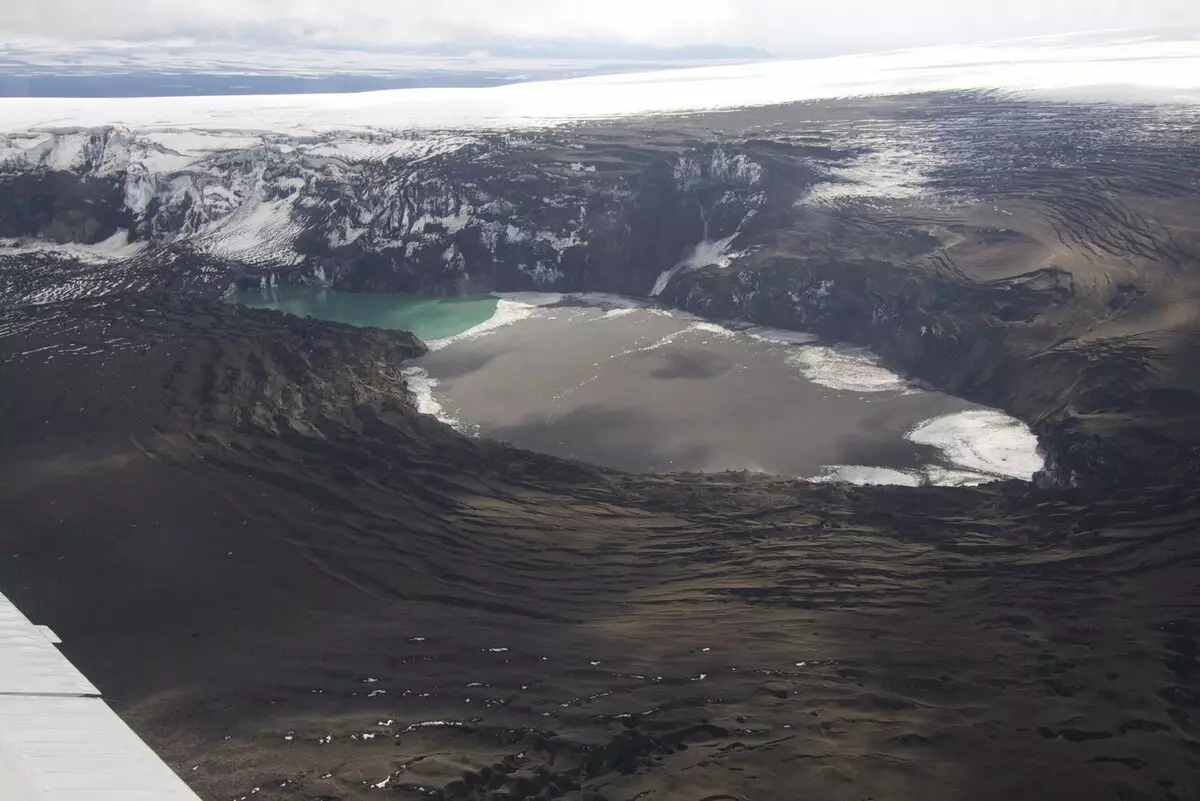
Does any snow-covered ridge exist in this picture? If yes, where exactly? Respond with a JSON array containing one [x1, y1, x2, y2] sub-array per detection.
[[0, 115, 779, 300], [1, 31, 1197, 134], [0, 127, 487, 269]]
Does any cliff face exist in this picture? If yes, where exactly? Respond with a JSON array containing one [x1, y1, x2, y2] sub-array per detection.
[[2, 95, 1199, 486], [0, 125, 808, 298], [282, 138, 784, 299], [664, 256, 1190, 488]]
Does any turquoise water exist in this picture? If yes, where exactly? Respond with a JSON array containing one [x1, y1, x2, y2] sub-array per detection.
[[231, 287, 499, 341]]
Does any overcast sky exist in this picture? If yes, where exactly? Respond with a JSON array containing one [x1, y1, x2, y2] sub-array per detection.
[[3, 1, 1197, 56]]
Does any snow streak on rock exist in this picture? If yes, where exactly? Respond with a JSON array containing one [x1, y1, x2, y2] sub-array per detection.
[[0, 128, 479, 275], [650, 235, 742, 297]]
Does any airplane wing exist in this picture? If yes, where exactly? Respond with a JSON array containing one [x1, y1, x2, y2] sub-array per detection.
[[0, 590, 202, 800]]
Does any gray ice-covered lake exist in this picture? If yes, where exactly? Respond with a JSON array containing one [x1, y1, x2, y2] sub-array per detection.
[[232, 288, 1043, 485]]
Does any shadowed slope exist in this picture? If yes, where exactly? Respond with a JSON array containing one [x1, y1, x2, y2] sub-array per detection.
[[1, 296, 1197, 801]]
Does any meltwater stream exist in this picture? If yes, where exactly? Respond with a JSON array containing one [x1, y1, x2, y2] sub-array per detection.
[[230, 288, 1043, 486]]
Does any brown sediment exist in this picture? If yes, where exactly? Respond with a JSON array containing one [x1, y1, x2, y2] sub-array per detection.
[[414, 305, 984, 477]]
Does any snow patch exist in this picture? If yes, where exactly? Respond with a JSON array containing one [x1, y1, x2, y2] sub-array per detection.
[[803, 144, 938, 206], [425, 293, 562, 351], [742, 326, 819, 346], [650, 235, 741, 297], [922, 466, 1001, 487], [400, 720, 463, 733], [813, 466, 924, 487], [787, 344, 912, 394], [813, 464, 1001, 487], [907, 410, 1043, 479], [197, 197, 303, 265], [401, 365, 461, 429], [415, 208, 473, 235], [815, 411, 1041, 485], [534, 229, 584, 252], [0, 231, 146, 264], [301, 136, 473, 162], [688, 321, 735, 337], [142, 131, 264, 155], [494, 291, 566, 307]]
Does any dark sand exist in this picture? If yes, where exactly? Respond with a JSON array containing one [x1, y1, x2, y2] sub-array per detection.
[[416, 306, 990, 478], [1, 297, 1197, 801]]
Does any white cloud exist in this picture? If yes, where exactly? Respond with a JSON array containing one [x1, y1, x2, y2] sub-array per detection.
[[2, 0, 1197, 56]]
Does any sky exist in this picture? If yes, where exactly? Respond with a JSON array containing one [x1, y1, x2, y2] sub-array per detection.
[[2, 1, 1197, 57]]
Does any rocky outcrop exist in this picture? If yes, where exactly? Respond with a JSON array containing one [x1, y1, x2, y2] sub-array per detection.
[[0, 170, 130, 243]]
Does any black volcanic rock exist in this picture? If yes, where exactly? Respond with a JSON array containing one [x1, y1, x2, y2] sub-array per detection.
[[0, 170, 131, 242]]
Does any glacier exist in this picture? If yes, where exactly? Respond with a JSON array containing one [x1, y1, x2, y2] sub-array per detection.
[[1, 31, 1197, 134]]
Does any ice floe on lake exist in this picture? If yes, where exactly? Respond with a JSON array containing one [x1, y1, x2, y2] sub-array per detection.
[[908, 409, 1043, 480], [786, 343, 915, 394], [817, 410, 1044, 486]]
